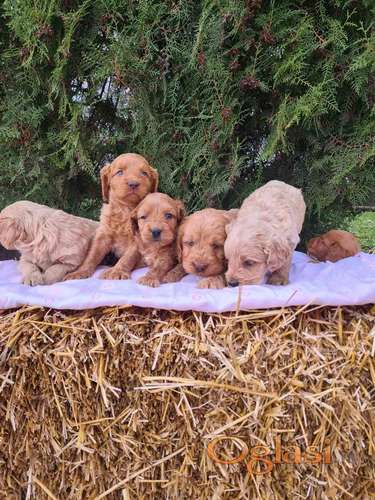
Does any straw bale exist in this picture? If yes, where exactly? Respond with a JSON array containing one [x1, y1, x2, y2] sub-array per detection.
[[0, 305, 374, 499]]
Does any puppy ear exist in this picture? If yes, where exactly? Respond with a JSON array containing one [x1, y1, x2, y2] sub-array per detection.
[[308, 236, 328, 260], [0, 216, 23, 248], [265, 238, 292, 272], [147, 164, 159, 192], [0, 217, 12, 245], [130, 209, 139, 236], [223, 208, 239, 232], [175, 200, 185, 222], [225, 208, 239, 222], [327, 241, 349, 262], [100, 163, 112, 203], [176, 221, 185, 262], [0, 216, 10, 232]]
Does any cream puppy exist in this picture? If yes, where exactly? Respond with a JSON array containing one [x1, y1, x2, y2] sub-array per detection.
[[225, 181, 306, 286], [0, 201, 98, 285]]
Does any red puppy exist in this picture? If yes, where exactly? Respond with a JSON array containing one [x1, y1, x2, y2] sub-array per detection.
[[307, 230, 361, 262]]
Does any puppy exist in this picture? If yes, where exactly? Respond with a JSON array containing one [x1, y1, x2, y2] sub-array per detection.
[[225, 180, 306, 286], [0, 201, 98, 285], [64, 153, 158, 281], [126, 193, 185, 287], [164, 208, 238, 288], [307, 230, 361, 262]]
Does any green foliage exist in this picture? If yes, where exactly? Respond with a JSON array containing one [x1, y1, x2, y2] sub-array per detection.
[[0, 0, 374, 237], [343, 211, 375, 251]]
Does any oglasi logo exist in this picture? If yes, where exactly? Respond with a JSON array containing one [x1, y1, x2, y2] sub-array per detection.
[[207, 436, 331, 475]]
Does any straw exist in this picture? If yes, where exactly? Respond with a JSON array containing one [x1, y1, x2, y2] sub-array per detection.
[[0, 304, 374, 498]]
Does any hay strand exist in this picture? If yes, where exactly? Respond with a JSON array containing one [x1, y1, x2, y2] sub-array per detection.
[[94, 446, 185, 499]]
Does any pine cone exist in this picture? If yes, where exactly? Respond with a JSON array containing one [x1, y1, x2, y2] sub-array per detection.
[[20, 47, 30, 62], [246, 0, 262, 9], [228, 48, 240, 57], [260, 27, 275, 44], [240, 75, 260, 90], [242, 0, 262, 25], [17, 125, 31, 145], [220, 107, 232, 122], [197, 51, 205, 67], [100, 14, 112, 25], [36, 24, 53, 39], [172, 131, 183, 141]]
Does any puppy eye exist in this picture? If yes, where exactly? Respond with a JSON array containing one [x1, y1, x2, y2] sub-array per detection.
[[184, 241, 194, 247], [141, 170, 149, 177], [115, 170, 124, 176], [139, 215, 147, 220], [243, 259, 254, 267], [212, 243, 222, 250], [164, 213, 173, 220]]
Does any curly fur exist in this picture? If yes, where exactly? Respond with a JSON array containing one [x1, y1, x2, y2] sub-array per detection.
[[164, 208, 238, 288], [307, 230, 361, 262], [64, 153, 158, 282], [225, 180, 306, 286], [126, 193, 185, 287], [0, 201, 98, 285]]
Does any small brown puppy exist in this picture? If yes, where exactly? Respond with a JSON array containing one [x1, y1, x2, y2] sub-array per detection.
[[307, 230, 361, 262], [64, 153, 158, 281], [127, 193, 185, 287], [164, 208, 238, 288]]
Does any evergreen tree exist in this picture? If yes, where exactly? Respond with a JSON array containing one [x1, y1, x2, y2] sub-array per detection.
[[0, 0, 374, 244]]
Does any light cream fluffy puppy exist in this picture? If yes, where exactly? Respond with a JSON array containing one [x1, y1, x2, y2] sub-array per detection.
[[225, 180, 306, 286], [0, 201, 98, 285]]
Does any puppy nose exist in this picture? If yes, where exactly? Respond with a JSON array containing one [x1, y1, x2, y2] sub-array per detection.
[[228, 279, 239, 287], [194, 262, 207, 273], [151, 228, 162, 239], [128, 181, 140, 189]]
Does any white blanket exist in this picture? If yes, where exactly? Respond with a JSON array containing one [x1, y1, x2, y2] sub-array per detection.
[[0, 252, 374, 312]]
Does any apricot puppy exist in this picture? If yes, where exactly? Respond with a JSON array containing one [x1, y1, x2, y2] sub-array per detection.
[[225, 180, 306, 286], [307, 230, 361, 262], [164, 208, 238, 288], [127, 193, 185, 287], [0, 201, 98, 285], [64, 153, 158, 282]]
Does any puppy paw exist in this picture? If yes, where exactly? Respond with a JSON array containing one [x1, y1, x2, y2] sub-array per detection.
[[197, 276, 225, 289], [137, 275, 161, 287], [44, 268, 72, 285], [267, 274, 289, 286], [23, 269, 44, 286], [162, 270, 181, 283], [43, 273, 58, 286], [100, 268, 131, 280], [64, 269, 92, 281]]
